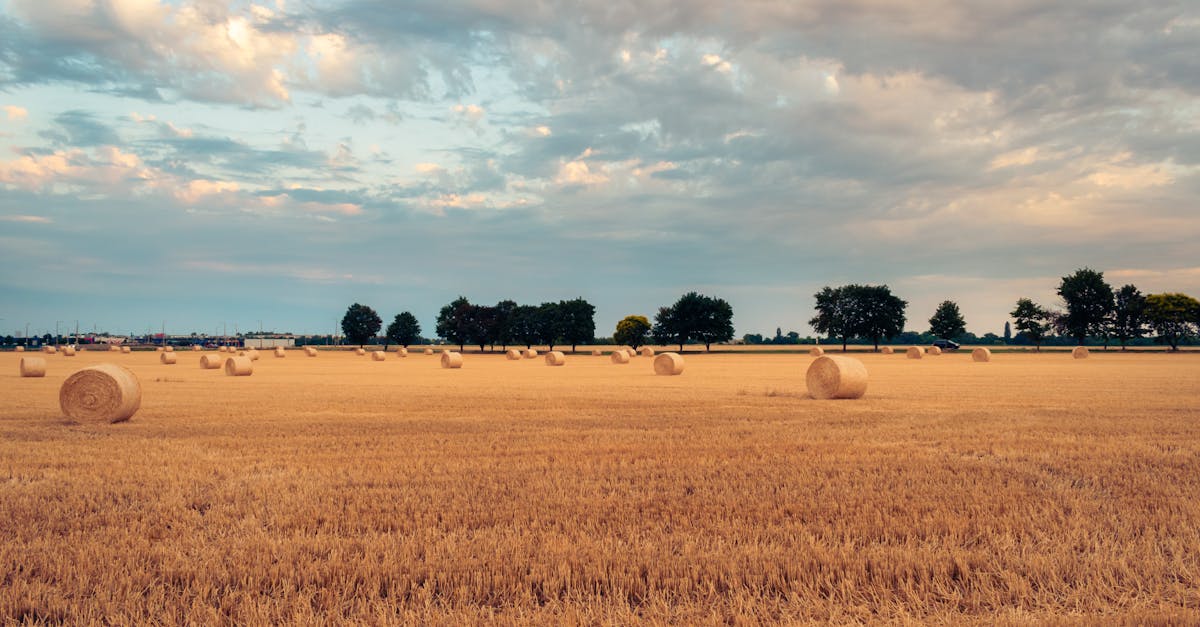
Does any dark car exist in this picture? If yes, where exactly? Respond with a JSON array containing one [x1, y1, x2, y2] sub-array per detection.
[[932, 339, 961, 350]]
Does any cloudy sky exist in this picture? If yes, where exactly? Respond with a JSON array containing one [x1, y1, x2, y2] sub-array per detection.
[[1, 0, 1197, 339]]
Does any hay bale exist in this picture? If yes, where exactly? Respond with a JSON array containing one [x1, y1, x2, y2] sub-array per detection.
[[506, 349, 521, 360], [972, 347, 992, 362], [441, 352, 463, 369], [246, 350, 260, 361], [120, 347, 131, 354], [59, 363, 141, 423], [15, 346, 25, 353], [523, 349, 538, 359], [62, 346, 76, 357], [653, 352, 685, 376], [424, 348, 434, 355], [43, 346, 56, 354], [545, 351, 566, 366], [274, 347, 286, 358], [591, 349, 602, 356], [192, 345, 201, 352], [1073, 346, 1089, 359], [224, 356, 253, 376], [927, 346, 942, 356], [19, 357, 46, 378], [809, 347, 825, 357], [906, 346, 923, 359], [397, 347, 408, 357], [200, 354, 223, 369], [617, 345, 634, 356], [164, 346, 174, 353], [160, 352, 177, 365], [304, 347, 317, 357], [371, 350, 386, 361], [355, 348, 366, 356], [806, 355, 868, 400], [880, 346, 894, 354], [156, 347, 164, 353], [109, 345, 119, 352], [639, 346, 655, 357], [610, 350, 630, 364]]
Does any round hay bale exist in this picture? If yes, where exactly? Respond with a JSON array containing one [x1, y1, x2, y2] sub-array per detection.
[[120, 346, 131, 354], [109, 345, 119, 352], [164, 346, 174, 353], [927, 346, 942, 356], [639, 346, 655, 357], [972, 347, 992, 362], [274, 347, 286, 358], [192, 345, 201, 352], [424, 348, 434, 355], [43, 346, 56, 354], [610, 350, 630, 364], [806, 355, 868, 400], [441, 352, 463, 369], [19, 357, 46, 378], [304, 347, 317, 357], [62, 346, 76, 357], [591, 349, 602, 356], [523, 349, 538, 359], [246, 350, 260, 361], [160, 352, 177, 365], [1073, 346, 1089, 359], [653, 352, 685, 376], [906, 346, 923, 359], [224, 356, 253, 376], [200, 354, 223, 369], [618, 345, 634, 357], [505, 349, 521, 360], [15, 346, 25, 352], [396, 347, 408, 357], [371, 350, 386, 361], [880, 346, 894, 354], [156, 347, 164, 352], [59, 363, 141, 423], [545, 351, 566, 366], [809, 347, 825, 357], [355, 348, 366, 356]]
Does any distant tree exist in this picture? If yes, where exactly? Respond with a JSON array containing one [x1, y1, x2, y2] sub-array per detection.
[[653, 292, 734, 351], [855, 285, 907, 351], [1011, 298, 1052, 352], [742, 333, 764, 345], [491, 300, 518, 349], [558, 298, 596, 352], [980, 332, 1002, 345], [928, 300, 967, 340], [1058, 268, 1115, 345], [537, 302, 563, 350], [386, 312, 421, 348], [435, 296, 475, 352], [2, 335, 11, 346], [809, 286, 857, 351], [1144, 293, 1200, 351], [615, 315, 652, 349], [341, 303, 382, 347], [468, 305, 496, 352], [693, 295, 735, 351], [652, 306, 684, 349], [1003, 321, 1012, 343], [1111, 285, 1148, 351], [510, 305, 543, 348]]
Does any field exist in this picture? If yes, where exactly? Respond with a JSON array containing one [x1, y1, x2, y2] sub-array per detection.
[[3, 347, 1200, 624]]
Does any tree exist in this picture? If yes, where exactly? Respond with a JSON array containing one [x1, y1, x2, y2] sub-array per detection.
[[1011, 298, 1052, 352], [341, 303, 382, 347], [653, 292, 734, 351], [652, 306, 683, 349], [537, 302, 563, 350], [491, 300, 518, 349], [1111, 285, 1148, 351], [386, 312, 421, 348], [693, 295, 734, 351], [510, 305, 543, 348], [467, 305, 495, 352], [928, 300, 966, 340], [435, 296, 475, 352], [855, 285, 907, 351], [614, 315, 651, 349], [558, 298, 596, 352], [1003, 321, 1012, 343], [1057, 268, 1114, 345], [1144, 293, 1200, 351]]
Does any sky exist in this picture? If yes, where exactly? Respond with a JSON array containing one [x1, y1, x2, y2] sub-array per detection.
[[1, 0, 1198, 340]]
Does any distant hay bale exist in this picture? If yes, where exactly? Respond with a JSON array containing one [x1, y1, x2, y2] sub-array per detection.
[[355, 348, 366, 356], [120, 347, 131, 354], [545, 351, 566, 366], [164, 346, 174, 353], [59, 363, 141, 423], [246, 350, 260, 361], [304, 347, 317, 357], [972, 347, 992, 362], [927, 346, 943, 356], [618, 345, 635, 357], [806, 355, 868, 400], [200, 354, 223, 369], [1073, 346, 1089, 359], [62, 346, 76, 357], [396, 347, 408, 357], [880, 346, 894, 354], [640, 346, 655, 357], [653, 352, 685, 375], [506, 349, 521, 360], [523, 349, 538, 359], [274, 347, 286, 358], [809, 347, 825, 357], [906, 346, 923, 359], [424, 348, 434, 355], [109, 345, 119, 352], [15, 346, 25, 352], [610, 350, 630, 364], [591, 349, 602, 356], [192, 345, 201, 352], [441, 352, 463, 369], [156, 347, 164, 353], [160, 352, 177, 365], [371, 351, 386, 361], [19, 357, 46, 378], [224, 355, 253, 376], [43, 346, 56, 354]]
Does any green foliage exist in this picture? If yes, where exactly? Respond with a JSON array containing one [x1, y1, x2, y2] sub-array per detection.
[[537, 302, 563, 350], [436, 297, 475, 351], [509, 305, 543, 348], [1057, 268, 1114, 344], [1010, 298, 1051, 351], [928, 300, 967, 340], [652, 292, 734, 351], [614, 315, 651, 349], [1144, 293, 1200, 351], [810, 284, 907, 351], [385, 312, 422, 347], [558, 298, 596, 351], [341, 303, 382, 347], [1111, 285, 1148, 350], [490, 300, 519, 348]]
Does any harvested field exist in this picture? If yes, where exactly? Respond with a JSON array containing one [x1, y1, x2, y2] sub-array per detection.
[[2, 350, 1200, 623]]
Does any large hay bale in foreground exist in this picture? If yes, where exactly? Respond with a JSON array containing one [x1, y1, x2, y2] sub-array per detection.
[[441, 352, 463, 369], [20, 357, 46, 378], [640, 346, 655, 357], [653, 352, 685, 376], [809, 347, 825, 357], [806, 355, 868, 400], [274, 347, 286, 358], [906, 346, 923, 359], [545, 351, 566, 366], [371, 351, 386, 361], [355, 348, 366, 356], [880, 346, 894, 354], [972, 347, 992, 362], [304, 347, 317, 357], [224, 356, 253, 376], [1073, 346, 1089, 359], [59, 363, 140, 423], [120, 347, 131, 354], [200, 354, 223, 369], [505, 349, 521, 360], [62, 346, 76, 357], [611, 350, 630, 364], [523, 349, 538, 359], [927, 346, 943, 356], [160, 352, 177, 365]]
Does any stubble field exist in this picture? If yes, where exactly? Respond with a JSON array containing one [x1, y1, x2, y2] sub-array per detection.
[[2, 347, 1200, 624]]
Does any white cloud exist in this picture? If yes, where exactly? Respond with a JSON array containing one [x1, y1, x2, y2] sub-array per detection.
[[0, 214, 52, 223], [3, 106, 29, 121]]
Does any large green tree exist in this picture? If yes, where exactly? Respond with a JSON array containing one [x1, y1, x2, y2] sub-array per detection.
[[435, 296, 475, 352], [1144, 293, 1200, 351], [490, 300, 518, 349], [652, 292, 734, 352], [614, 315, 651, 349], [1057, 268, 1114, 345], [341, 303, 382, 347], [1111, 285, 1148, 350], [1011, 298, 1052, 352], [928, 300, 966, 340], [558, 298, 596, 352], [810, 284, 906, 351], [509, 305, 543, 348], [809, 286, 856, 351], [537, 302, 563, 351], [385, 311, 421, 348]]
